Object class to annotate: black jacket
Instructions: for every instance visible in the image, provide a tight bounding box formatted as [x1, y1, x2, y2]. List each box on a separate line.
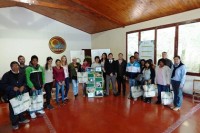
[1, 70, 26, 99]
[104, 59, 117, 75]
[116, 59, 127, 77]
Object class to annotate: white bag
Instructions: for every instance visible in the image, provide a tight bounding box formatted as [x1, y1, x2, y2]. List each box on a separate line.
[29, 94, 43, 112]
[143, 84, 156, 97]
[9, 92, 31, 115]
[131, 86, 143, 98]
[77, 72, 88, 83]
[161, 91, 174, 105]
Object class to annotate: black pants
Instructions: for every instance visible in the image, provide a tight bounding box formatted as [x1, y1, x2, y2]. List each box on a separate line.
[64, 77, 70, 98]
[9, 103, 25, 126]
[103, 72, 106, 90]
[44, 82, 53, 105]
[117, 76, 126, 95]
[83, 83, 87, 96]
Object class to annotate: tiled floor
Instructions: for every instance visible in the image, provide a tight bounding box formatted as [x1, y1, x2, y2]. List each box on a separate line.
[0, 88, 199, 133]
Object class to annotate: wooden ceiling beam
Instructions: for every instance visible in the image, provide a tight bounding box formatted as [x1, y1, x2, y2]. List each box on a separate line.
[71, 0, 125, 27]
[0, 1, 17, 7]
[11, 0, 94, 15]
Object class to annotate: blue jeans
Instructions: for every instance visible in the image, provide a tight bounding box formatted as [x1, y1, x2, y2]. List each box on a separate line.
[64, 77, 70, 98]
[72, 79, 79, 95]
[129, 78, 136, 98]
[157, 84, 169, 102]
[171, 80, 183, 107]
[30, 89, 43, 114]
[56, 82, 64, 103]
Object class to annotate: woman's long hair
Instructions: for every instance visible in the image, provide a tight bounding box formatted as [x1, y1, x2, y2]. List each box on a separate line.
[61, 55, 67, 66]
[45, 57, 53, 70]
[101, 53, 107, 62]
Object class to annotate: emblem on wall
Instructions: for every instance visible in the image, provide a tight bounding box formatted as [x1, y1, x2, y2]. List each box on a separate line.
[49, 36, 66, 54]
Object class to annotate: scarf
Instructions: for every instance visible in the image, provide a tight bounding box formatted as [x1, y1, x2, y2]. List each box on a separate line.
[171, 62, 184, 78]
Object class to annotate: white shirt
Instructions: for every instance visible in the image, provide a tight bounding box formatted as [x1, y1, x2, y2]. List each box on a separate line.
[101, 60, 106, 72]
[142, 69, 151, 80]
[62, 65, 69, 78]
[91, 63, 101, 69]
[45, 68, 53, 83]
[155, 66, 171, 85]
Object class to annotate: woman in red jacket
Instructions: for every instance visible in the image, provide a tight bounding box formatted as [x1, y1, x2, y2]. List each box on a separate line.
[53, 59, 65, 105]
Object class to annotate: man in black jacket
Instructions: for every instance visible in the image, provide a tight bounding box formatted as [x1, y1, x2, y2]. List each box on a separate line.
[18, 55, 28, 73]
[104, 53, 117, 96]
[1, 61, 29, 130]
[157, 52, 173, 68]
[116, 53, 127, 96]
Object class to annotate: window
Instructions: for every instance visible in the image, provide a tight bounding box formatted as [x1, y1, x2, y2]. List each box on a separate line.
[141, 30, 155, 41]
[127, 32, 138, 60]
[157, 27, 175, 62]
[126, 18, 200, 75]
[140, 30, 155, 61]
[178, 22, 200, 73]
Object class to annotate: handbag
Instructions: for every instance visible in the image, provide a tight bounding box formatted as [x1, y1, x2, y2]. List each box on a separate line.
[131, 86, 143, 98]
[143, 84, 156, 97]
[9, 92, 30, 115]
[135, 74, 143, 81]
[161, 89, 174, 105]
[29, 93, 43, 112]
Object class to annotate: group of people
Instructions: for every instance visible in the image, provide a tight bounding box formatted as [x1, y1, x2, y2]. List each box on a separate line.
[0, 51, 186, 130]
[98, 51, 186, 113]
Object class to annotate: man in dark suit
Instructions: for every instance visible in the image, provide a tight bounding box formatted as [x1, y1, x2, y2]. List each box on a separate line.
[116, 53, 127, 96]
[104, 53, 117, 96]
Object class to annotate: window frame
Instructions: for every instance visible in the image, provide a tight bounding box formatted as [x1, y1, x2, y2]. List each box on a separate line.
[126, 18, 200, 76]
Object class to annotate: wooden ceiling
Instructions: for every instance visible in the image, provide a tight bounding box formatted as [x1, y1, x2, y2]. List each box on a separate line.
[0, 0, 200, 34]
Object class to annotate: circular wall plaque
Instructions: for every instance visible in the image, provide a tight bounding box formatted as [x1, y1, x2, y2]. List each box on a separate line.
[49, 36, 66, 54]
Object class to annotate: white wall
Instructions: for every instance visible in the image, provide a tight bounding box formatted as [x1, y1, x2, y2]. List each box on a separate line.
[92, 8, 200, 94]
[0, 7, 91, 77]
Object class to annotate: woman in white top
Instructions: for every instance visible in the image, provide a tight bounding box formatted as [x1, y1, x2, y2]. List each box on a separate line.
[44, 57, 54, 110]
[155, 59, 171, 104]
[61, 55, 70, 100]
[91, 56, 101, 69]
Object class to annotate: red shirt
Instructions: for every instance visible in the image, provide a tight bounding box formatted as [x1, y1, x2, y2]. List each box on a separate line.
[53, 67, 65, 82]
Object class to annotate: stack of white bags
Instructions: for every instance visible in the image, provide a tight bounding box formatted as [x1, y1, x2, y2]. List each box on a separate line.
[131, 84, 174, 105]
[9, 93, 43, 115]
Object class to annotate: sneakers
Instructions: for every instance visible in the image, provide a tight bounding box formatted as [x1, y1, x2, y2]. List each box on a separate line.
[37, 110, 45, 115]
[64, 97, 69, 101]
[19, 119, 30, 124]
[30, 113, 36, 119]
[170, 106, 175, 109]
[12, 125, 19, 130]
[173, 107, 180, 111]
[12, 119, 29, 130]
[74, 94, 78, 99]
[47, 104, 54, 110]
